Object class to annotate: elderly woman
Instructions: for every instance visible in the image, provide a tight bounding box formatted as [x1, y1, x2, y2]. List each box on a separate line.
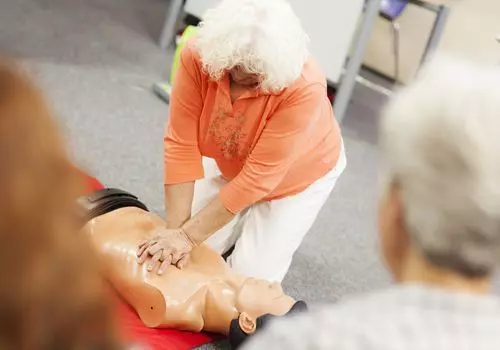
[138, 0, 345, 282]
[241, 57, 500, 349]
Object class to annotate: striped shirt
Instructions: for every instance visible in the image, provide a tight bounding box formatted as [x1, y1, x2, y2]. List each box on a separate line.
[242, 284, 500, 350]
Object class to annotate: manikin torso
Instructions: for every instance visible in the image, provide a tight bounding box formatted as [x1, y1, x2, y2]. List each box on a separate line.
[84, 207, 295, 335]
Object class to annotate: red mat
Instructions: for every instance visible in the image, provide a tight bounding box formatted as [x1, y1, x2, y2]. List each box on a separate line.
[81, 172, 219, 350]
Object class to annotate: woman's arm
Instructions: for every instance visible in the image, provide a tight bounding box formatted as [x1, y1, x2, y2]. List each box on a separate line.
[181, 196, 235, 244]
[164, 43, 205, 204]
[164, 182, 195, 229]
[138, 45, 208, 272]
[163, 44, 204, 225]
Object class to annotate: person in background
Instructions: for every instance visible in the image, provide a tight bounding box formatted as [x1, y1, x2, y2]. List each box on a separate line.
[138, 0, 346, 283]
[0, 61, 122, 350]
[241, 57, 500, 349]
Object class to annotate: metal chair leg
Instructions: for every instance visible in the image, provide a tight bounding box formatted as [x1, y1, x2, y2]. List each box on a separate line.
[159, 0, 184, 49]
[391, 21, 401, 82]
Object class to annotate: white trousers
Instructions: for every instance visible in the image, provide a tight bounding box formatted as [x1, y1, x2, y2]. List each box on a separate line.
[192, 147, 346, 282]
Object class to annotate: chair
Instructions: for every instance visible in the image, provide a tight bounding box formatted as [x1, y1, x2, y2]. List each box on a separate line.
[379, 0, 409, 82]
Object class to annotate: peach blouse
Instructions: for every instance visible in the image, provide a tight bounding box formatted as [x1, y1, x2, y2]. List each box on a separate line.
[164, 44, 342, 213]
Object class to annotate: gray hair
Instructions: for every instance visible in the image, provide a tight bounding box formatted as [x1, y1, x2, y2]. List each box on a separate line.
[380, 56, 500, 277]
[193, 0, 309, 93]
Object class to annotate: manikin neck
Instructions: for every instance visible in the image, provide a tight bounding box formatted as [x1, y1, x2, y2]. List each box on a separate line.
[199, 273, 248, 335]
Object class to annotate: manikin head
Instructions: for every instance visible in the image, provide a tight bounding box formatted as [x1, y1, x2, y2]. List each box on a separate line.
[193, 0, 310, 92]
[0, 61, 121, 348]
[378, 56, 500, 292]
[235, 277, 295, 318]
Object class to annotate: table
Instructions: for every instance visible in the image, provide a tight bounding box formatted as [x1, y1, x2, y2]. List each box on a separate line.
[336, 0, 453, 122]
[410, 0, 452, 66]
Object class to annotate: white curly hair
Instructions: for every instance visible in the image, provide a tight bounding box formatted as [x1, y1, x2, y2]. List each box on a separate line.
[380, 56, 500, 277]
[192, 0, 310, 93]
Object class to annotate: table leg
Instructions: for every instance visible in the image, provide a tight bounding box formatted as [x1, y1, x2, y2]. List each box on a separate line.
[334, 0, 382, 123]
[159, 0, 185, 49]
[420, 5, 450, 66]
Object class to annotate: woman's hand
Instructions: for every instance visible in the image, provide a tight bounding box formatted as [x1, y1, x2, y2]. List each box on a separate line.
[137, 228, 196, 274]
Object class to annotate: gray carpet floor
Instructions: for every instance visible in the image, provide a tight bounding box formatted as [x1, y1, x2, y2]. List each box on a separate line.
[0, 0, 392, 347]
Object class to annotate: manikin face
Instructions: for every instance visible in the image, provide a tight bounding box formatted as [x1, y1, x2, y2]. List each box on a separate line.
[229, 66, 261, 86]
[235, 278, 295, 318]
[378, 182, 410, 281]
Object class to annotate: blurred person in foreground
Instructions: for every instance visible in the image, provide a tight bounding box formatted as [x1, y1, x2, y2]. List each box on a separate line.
[242, 57, 500, 349]
[0, 61, 122, 349]
[138, 0, 345, 282]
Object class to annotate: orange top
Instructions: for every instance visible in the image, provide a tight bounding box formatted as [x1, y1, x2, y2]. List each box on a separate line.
[164, 43, 342, 213]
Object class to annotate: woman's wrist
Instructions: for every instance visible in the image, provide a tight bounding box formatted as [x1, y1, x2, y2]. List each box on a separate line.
[178, 226, 198, 248]
[165, 214, 190, 229]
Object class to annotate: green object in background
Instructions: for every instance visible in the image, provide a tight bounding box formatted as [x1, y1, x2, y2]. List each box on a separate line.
[153, 25, 199, 104]
[152, 82, 173, 103]
[169, 25, 199, 84]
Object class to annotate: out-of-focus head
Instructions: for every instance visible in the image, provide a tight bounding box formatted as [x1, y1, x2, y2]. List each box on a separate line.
[193, 0, 310, 93]
[0, 61, 121, 349]
[378, 56, 500, 282]
[0, 61, 79, 226]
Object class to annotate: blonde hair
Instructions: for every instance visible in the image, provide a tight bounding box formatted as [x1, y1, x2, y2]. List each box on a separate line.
[380, 56, 500, 277]
[193, 0, 310, 93]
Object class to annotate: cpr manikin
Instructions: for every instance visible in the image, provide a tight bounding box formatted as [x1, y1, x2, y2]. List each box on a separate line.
[79, 189, 307, 347]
